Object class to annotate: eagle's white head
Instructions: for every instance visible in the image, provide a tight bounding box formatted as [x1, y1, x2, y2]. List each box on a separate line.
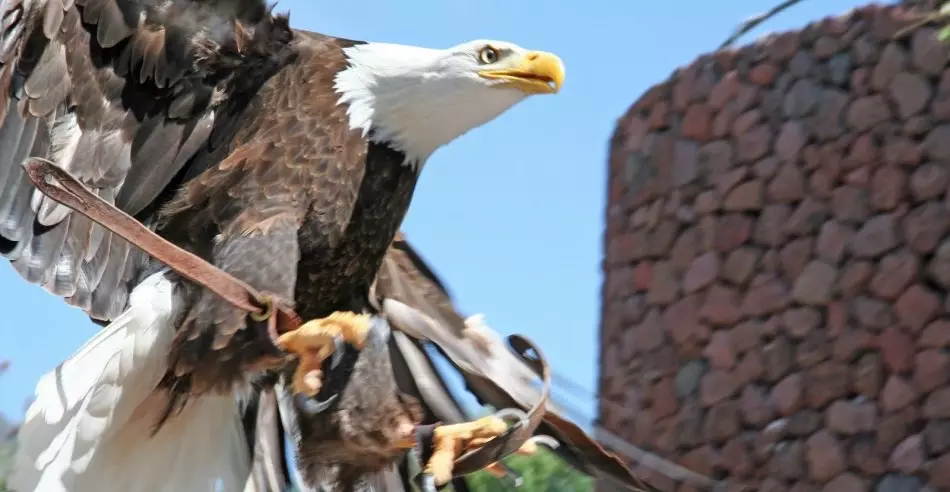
[334, 39, 565, 165]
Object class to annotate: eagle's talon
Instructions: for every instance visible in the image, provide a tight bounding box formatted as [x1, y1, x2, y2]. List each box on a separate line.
[330, 335, 345, 369]
[420, 474, 437, 492]
[294, 392, 338, 415]
[493, 407, 529, 430]
[274, 311, 372, 396]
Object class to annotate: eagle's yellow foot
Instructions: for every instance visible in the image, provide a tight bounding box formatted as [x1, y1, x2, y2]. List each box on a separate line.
[420, 409, 534, 490]
[275, 311, 372, 396]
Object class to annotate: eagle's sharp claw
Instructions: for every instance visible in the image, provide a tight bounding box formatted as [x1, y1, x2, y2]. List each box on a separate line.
[274, 311, 371, 396]
[330, 335, 345, 368]
[493, 407, 529, 430]
[420, 474, 437, 492]
[294, 392, 338, 415]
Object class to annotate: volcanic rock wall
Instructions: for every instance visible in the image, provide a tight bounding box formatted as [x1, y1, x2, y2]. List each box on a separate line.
[598, 1, 950, 490]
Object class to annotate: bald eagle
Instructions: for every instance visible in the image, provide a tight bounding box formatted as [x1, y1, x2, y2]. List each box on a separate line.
[0, 0, 564, 489]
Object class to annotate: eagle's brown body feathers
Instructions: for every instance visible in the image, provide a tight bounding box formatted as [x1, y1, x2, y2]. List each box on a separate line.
[3, 0, 426, 483]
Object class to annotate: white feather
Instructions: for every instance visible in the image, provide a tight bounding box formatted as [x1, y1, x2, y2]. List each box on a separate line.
[10, 270, 251, 492]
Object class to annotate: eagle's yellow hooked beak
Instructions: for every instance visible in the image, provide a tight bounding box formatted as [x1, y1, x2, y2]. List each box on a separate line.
[479, 50, 565, 95]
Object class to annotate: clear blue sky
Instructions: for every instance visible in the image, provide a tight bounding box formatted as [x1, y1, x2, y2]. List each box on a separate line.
[0, 0, 868, 425]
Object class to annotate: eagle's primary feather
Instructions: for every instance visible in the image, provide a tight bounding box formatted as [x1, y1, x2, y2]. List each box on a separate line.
[1, 0, 563, 489]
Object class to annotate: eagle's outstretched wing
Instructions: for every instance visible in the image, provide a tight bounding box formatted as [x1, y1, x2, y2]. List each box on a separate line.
[0, 0, 292, 321]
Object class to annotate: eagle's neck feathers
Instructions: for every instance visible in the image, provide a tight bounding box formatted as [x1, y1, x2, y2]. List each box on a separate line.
[333, 42, 527, 167]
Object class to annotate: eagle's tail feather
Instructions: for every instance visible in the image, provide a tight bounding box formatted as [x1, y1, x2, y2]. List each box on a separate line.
[10, 270, 251, 492]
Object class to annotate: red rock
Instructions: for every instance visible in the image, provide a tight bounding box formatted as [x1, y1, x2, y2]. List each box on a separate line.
[775, 122, 806, 163]
[709, 71, 740, 110]
[739, 384, 774, 427]
[632, 309, 666, 354]
[895, 284, 940, 333]
[763, 336, 794, 382]
[651, 377, 679, 419]
[871, 166, 906, 211]
[925, 388, 950, 419]
[849, 214, 899, 258]
[683, 252, 719, 294]
[682, 104, 713, 140]
[930, 453, 950, 489]
[700, 369, 738, 407]
[909, 162, 949, 201]
[715, 214, 753, 252]
[703, 400, 740, 443]
[648, 220, 679, 257]
[846, 95, 892, 131]
[633, 261, 653, 292]
[704, 330, 736, 369]
[822, 473, 865, 492]
[881, 376, 918, 412]
[720, 435, 754, 478]
[792, 261, 837, 305]
[796, 329, 831, 369]
[721, 247, 760, 286]
[889, 434, 924, 473]
[723, 180, 763, 211]
[832, 186, 871, 223]
[784, 78, 819, 118]
[848, 133, 878, 169]
[914, 349, 950, 393]
[663, 295, 706, 344]
[749, 63, 778, 86]
[869, 251, 918, 300]
[806, 361, 850, 407]
[647, 261, 679, 305]
[921, 320, 950, 348]
[816, 221, 853, 264]
[889, 71, 932, 118]
[872, 43, 907, 91]
[784, 197, 829, 237]
[737, 125, 772, 163]
[878, 325, 915, 373]
[755, 204, 791, 247]
[806, 430, 846, 483]
[929, 240, 950, 289]
[904, 202, 950, 254]
[700, 284, 742, 326]
[912, 27, 950, 75]
[827, 399, 877, 435]
[836, 261, 872, 296]
[693, 190, 719, 214]
[782, 307, 820, 339]
[850, 438, 886, 476]
[924, 124, 950, 161]
[768, 163, 806, 203]
[780, 237, 813, 281]
[742, 278, 790, 317]
[736, 351, 766, 386]
[855, 297, 896, 333]
[773, 373, 803, 416]
[732, 109, 762, 137]
[885, 136, 924, 167]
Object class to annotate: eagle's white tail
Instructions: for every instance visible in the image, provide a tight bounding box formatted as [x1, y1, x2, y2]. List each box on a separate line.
[10, 270, 251, 492]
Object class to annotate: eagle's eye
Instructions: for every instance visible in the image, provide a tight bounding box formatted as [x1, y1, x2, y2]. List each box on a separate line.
[478, 46, 499, 64]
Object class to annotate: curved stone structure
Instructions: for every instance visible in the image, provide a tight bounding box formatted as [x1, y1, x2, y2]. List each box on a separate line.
[598, 1, 950, 490]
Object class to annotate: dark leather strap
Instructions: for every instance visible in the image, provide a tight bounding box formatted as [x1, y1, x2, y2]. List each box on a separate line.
[24, 158, 302, 336]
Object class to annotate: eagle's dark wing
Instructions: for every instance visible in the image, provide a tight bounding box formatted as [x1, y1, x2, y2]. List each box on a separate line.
[0, 0, 293, 321]
[374, 234, 695, 491]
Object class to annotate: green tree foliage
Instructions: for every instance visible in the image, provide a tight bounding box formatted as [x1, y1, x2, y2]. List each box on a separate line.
[464, 448, 593, 492]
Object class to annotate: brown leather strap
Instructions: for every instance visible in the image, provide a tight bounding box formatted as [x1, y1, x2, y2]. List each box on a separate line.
[24, 158, 302, 334]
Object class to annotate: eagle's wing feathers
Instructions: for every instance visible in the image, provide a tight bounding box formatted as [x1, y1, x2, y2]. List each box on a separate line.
[0, 0, 293, 320]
